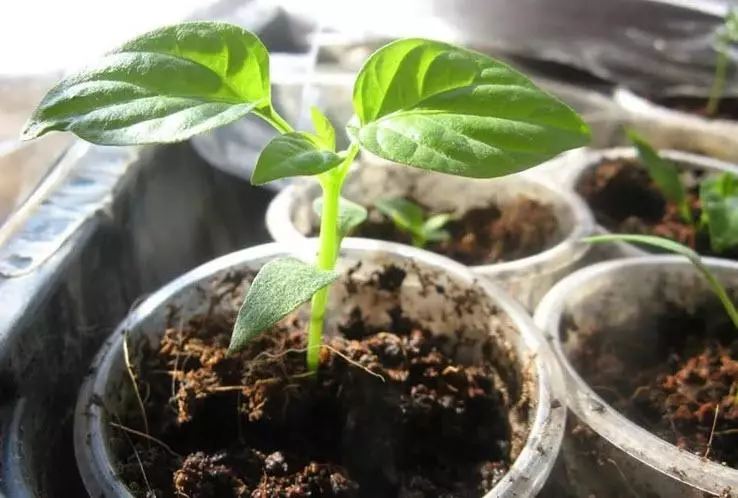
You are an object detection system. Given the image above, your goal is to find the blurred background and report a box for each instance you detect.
[1,0,736,229]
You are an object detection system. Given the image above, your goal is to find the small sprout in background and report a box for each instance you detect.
[585,234,738,331]
[21,22,591,372]
[707,8,738,116]
[374,197,453,248]
[628,131,738,254]
[627,129,693,225]
[700,172,738,253]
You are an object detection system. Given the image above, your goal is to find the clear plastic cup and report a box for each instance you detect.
[535,256,738,497]
[74,239,566,497]
[266,159,596,310]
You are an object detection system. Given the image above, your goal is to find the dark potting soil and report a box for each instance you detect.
[111,269,517,497]
[569,305,738,467]
[342,197,559,266]
[653,95,738,121]
[576,158,738,260]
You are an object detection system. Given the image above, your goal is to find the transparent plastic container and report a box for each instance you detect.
[74,239,566,497]
[614,87,738,163]
[266,159,596,310]
[535,256,738,497]
[557,146,738,259]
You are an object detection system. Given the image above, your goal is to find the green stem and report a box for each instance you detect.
[679,202,695,228]
[255,107,294,134]
[306,144,360,371]
[707,40,728,117]
[586,234,738,331]
[411,232,426,248]
[696,258,738,331]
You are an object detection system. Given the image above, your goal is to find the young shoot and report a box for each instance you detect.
[585,234,738,330]
[628,130,738,254]
[374,197,452,248]
[21,22,591,372]
[707,8,738,116]
[627,129,692,225]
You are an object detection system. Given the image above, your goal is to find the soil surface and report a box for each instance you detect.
[110,269,517,497]
[653,95,738,121]
[332,197,560,266]
[576,158,738,259]
[569,304,738,468]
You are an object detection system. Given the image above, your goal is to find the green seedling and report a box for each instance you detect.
[374,197,452,248]
[628,129,692,225]
[586,234,738,330]
[707,8,738,116]
[628,130,738,254]
[21,21,590,371]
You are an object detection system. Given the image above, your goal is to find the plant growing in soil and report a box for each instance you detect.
[373,197,452,248]
[627,131,738,254]
[20,21,590,372]
[586,233,738,329]
[706,8,738,116]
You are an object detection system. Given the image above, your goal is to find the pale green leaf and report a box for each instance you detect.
[21,21,271,145]
[422,213,453,237]
[424,229,450,242]
[701,173,738,253]
[229,257,339,353]
[310,106,336,151]
[374,197,425,235]
[313,196,368,239]
[352,38,591,178]
[251,132,343,185]
[585,234,738,330]
[627,129,691,224]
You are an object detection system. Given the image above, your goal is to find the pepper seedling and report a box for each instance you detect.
[627,130,738,254]
[707,8,738,116]
[21,21,591,371]
[586,234,738,330]
[373,197,452,248]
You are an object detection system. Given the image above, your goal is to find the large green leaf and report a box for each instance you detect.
[251,133,344,185]
[229,257,339,354]
[351,38,591,178]
[627,130,691,224]
[21,22,271,145]
[701,173,738,253]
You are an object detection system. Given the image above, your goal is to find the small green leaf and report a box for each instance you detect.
[586,234,699,259]
[627,129,691,224]
[425,229,450,242]
[585,234,738,331]
[313,196,368,239]
[423,213,453,233]
[374,197,425,235]
[352,38,591,178]
[701,173,738,253]
[311,106,336,151]
[724,8,738,42]
[251,132,343,185]
[22,22,272,145]
[229,257,339,354]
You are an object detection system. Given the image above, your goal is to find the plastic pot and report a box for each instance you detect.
[74,238,565,497]
[266,160,595,310]
[613,87,738,163]
[534,256,738,497]
[558,146,738,259]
